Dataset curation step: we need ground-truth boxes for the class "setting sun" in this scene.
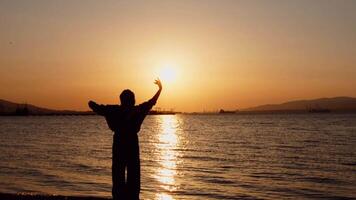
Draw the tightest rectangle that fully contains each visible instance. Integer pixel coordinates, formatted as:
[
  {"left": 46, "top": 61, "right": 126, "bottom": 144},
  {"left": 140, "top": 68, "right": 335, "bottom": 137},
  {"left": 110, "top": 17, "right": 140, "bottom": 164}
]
[{"left": 158, "top": 64, "right": 178, "bottom": 83}]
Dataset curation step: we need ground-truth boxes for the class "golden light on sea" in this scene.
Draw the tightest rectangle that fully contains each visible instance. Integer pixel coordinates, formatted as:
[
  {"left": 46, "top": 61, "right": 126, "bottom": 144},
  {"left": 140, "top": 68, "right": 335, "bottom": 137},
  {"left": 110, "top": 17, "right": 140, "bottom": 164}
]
[
  {"left": 154, "top": 115, "right": 180, "bottom": 200},
  {"left": 155, "top": 193, "right": 173, "bottom": 200}
]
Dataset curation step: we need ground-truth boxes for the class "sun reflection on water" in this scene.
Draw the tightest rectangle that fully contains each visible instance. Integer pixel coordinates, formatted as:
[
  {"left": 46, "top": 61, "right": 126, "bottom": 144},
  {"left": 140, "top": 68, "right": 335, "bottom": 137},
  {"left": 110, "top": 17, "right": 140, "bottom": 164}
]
[
  {"left": 155, "top": 193, "right": 174, "bottom": 200},
  {"left": 154, "top": 115, "right": 180, "bottom": 200}
]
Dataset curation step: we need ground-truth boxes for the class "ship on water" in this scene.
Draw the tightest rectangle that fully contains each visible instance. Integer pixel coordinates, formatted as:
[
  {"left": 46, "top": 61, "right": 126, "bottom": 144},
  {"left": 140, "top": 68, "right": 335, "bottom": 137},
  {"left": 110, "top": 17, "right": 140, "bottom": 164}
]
[
  {"left": 219, "top": 109, "right": 237, "bottom": 114},
  {"left": 306, "top": 105, "right": 331, "bottom": 113}
]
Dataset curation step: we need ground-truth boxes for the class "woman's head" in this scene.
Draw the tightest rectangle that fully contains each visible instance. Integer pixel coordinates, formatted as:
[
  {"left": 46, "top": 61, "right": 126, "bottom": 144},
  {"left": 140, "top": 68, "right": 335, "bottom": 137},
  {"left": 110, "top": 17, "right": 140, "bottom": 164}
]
[{"left": 120, "top": 89, "right": 135, "bottom": 107}]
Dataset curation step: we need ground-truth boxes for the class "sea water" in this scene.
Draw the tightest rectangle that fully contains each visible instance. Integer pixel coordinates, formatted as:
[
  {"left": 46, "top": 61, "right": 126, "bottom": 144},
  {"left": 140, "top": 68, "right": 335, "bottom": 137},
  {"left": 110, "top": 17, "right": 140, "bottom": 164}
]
[{"left": 0, "top": 114, "right": 355, "bottom": 199}]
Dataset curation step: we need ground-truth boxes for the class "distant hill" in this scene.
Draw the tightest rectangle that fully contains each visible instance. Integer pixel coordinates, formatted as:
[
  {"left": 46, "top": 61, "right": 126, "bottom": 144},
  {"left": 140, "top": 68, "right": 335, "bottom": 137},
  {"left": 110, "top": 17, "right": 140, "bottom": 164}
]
[
  {"left": 0, "top": 99, "right": 176, "bottom": 116},
  {"left": 243, "top": 97, "right": 356, "bottom": 112},
  {"left": 0, "top": 99, "right": 93, "bottom": 115}
]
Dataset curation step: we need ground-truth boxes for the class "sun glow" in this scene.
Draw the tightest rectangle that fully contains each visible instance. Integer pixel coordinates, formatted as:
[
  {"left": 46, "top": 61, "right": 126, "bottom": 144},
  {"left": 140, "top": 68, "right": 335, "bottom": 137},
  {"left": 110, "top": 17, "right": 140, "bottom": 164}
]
[{"left": 158, "top": 63, "right": 178, "bottom": 83}]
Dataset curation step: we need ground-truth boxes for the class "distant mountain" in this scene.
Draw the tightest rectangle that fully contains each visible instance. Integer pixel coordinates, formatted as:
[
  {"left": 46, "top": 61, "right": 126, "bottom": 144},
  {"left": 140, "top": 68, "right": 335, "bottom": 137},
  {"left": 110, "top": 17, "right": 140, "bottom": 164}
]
[
  {"left": 0, "top": 99, "right": 92, "bottom": 115},
  {"left": 243, "top": 97, "right": 356, "bottom": 112}
]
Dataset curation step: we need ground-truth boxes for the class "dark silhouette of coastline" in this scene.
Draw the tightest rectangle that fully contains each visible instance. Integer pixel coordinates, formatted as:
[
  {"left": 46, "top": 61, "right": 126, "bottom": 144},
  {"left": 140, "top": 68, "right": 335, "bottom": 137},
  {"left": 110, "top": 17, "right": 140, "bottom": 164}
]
[
  {"left": 0, "top": 193, "right": 110, "bottom": 200},
  {"left": 306, "top": 105, "right": 331, "bottom": 113},
  {"left": 14, "top": 104, "right": 29, "bottom": 116},
  {"left": 219, "top": 109, "right": 237, "bottom": 114},
  {"left": 0, "top": 99, "right": 176, "bottom": 116},
  {"left": 0, "top": 99, "right": 94, "bottom": 116},
  {"left": 242, "top": 96, "right": 356, "bottom": 113},
  {"left": 88, "top": 79, "right": 162, "bottom": 200},
  {"left": 307, "top": 108, "right": 331, "bottom": 113},
  {"left": 2, "top": 96, "right": 356, "bottom": 116},
  {"left": 149, "top": 110, "right": 176, "bottom": 115}
]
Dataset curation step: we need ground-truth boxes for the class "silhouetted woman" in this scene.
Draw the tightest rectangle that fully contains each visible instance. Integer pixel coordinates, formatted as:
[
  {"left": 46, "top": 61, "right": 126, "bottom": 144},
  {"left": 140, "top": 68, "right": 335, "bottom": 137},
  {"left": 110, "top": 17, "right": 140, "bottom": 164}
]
[{"left": 88, "top": 79, "right": 162, "bottom": 200}]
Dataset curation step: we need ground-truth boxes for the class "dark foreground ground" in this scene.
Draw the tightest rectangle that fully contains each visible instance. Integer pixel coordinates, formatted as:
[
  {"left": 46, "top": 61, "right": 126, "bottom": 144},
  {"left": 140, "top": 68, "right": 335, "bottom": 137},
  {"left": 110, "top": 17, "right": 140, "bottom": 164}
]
[{"left": 0, "top": 193, "right": 110, "bottom": 200}]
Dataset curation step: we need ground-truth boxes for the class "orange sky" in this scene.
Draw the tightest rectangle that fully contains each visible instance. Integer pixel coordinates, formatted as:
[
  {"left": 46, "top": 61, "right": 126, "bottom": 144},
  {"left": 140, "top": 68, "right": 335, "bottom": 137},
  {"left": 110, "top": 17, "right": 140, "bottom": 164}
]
[{"left": 1, "top": 0, "right": 356, "bottom": 112}]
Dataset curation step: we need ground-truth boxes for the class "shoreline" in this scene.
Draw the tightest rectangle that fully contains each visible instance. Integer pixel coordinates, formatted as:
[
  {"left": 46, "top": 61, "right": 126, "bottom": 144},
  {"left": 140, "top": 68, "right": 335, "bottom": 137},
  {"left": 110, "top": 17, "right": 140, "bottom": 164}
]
[{"left": 0, "top": 193, "right": 110, "bottom": 200}]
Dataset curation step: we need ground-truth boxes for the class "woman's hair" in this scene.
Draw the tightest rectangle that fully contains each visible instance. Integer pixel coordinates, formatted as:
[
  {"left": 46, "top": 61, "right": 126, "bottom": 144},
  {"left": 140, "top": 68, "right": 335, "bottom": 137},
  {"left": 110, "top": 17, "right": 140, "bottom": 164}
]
[{"left": 120, "top": 89, "right": 135, "bottom": 106}]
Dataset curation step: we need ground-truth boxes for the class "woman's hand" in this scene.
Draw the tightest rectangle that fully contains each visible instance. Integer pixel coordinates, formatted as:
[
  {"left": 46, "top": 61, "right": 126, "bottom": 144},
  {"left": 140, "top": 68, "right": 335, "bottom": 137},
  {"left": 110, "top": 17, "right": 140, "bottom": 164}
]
[{"left": 154, "top": 78, "right": 162, "bottom": 90}]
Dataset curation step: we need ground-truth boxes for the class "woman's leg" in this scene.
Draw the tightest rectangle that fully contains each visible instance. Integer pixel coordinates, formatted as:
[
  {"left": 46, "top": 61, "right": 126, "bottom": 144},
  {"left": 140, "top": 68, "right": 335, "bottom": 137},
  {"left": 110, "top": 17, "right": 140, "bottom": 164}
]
[
  {"left": 127, "top": 138, "right": 140, "bottom": 200},
  {"left": 112, "top": 138, "right": 127, "bottom": 200}
]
